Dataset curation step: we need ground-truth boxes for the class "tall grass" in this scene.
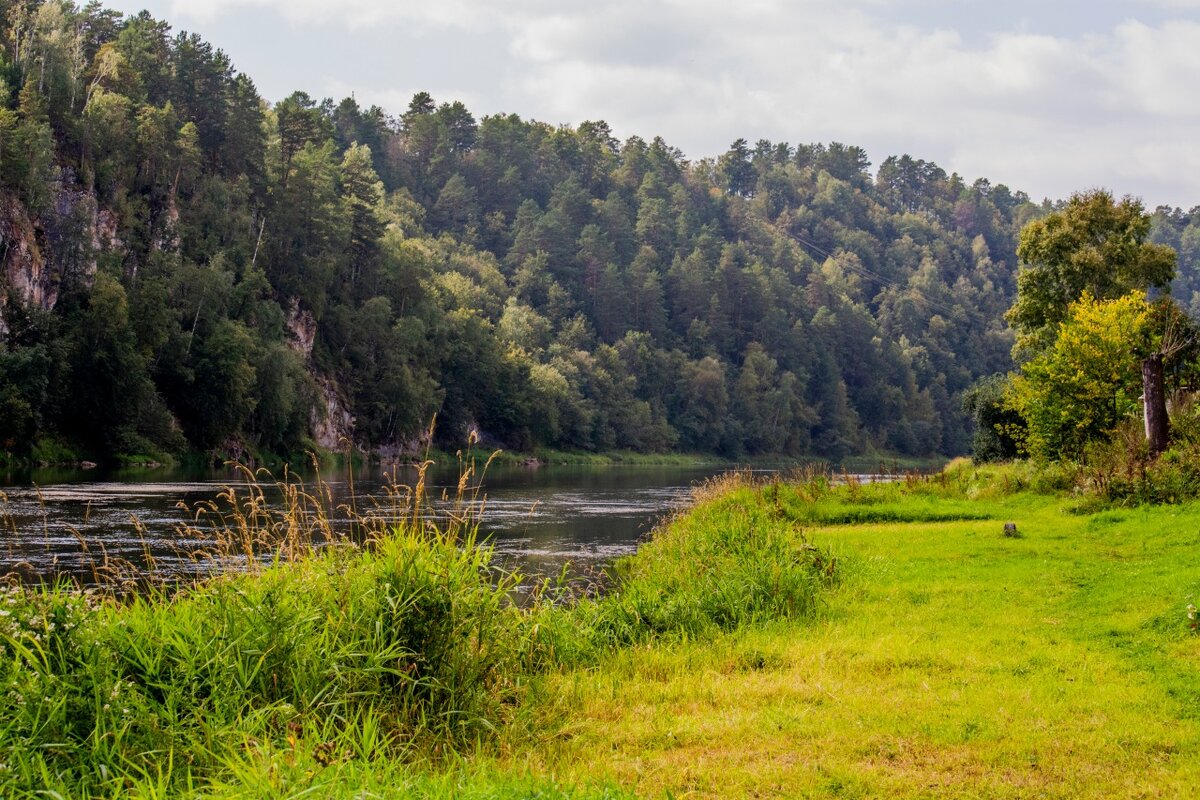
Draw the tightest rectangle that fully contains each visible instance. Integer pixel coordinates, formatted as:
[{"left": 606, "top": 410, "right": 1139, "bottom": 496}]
[
  {"left": 513, "top": 472, "right": 842, "bottom": 671},
  {"left": 0, "top": 527, "right": 528, "bottom": 795},
  {"left": 588, "top": 472, "right": 837, "bottom": 639},
  {"left": 0, "top": 460, "right": 840, "bottom": 798}
]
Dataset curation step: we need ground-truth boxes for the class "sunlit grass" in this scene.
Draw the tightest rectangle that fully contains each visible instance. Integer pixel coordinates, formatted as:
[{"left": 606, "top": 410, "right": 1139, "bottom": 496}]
[{"left": 496, "top": 469, "right": 1200, "bottom": 798}]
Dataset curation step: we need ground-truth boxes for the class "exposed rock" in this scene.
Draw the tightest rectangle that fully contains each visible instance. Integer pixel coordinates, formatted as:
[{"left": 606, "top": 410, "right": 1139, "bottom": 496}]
[
  {"left": 44, "top": 174, "right": 101, "bottom": 304},
  {"left": 312, "top": 377, "right": 355, "bottom": 451},
  {"left": 151, "top": 193, "right": 181, "bottom": 254},
  {"left": 94, "top": 208, "right": 122, "bottom": 253},
  {"left": 1, "top": 193, "right": 48, "bottom": 308},
  {"left": 284, "top": 297, "right": 349, "bottom": 452},
  {"left": 285, "top": 298, "right": 317, "bottom": 359},
  {"left": 2, "top": 175, "right": 119, "bottom": 315},
  {"left": 374, "top": 427, "right": 435, "bottom": 464}
]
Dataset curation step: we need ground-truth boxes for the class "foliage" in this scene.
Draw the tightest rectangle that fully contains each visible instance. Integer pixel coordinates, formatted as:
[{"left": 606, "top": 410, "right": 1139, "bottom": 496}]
[
  {"left": 961, "top": 374, "right": 1023, "bottom": 462},
  {"left": 1008, "top": 189, "right": 1176, "bottom": 359},
  {"left": 1005, "top": 292, "right": 1152, "bottom": 461},
  {"left": 0, "top": 536, "right": 533, "bottom": 796},
  {"left": 0, "top": 1, "right": 1048, "bottom": 464}
]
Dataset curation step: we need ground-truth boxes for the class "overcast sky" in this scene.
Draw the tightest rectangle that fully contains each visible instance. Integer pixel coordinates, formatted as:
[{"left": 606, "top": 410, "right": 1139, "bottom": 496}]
[{"left": 104, "top": 1, "right": 1200, "bottom": 208}]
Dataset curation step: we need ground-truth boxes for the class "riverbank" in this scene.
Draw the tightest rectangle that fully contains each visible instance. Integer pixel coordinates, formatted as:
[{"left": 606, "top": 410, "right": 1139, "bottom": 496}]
[
  {"left": 5, "top": 462, "right": 1196, "bottom": 797},
  {"left": 427, "top": 447, "right": 731, "bottom": 468},
  {"left": 484, "top": 464, "right": 1200, "bottom": 797},
  {"left": 2, "top": 437, "right": 946, "bottom": 476}
]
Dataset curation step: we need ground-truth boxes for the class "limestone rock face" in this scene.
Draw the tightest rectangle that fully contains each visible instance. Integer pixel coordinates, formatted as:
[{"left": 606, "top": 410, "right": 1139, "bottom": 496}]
[
  {"left": 374, "top": 427, "right": 434, "bottom": 465},
  {"left": 312, "top": 376, "right": 355, "bottom": 451},
  {"left": 0, "top": 193, "right": 47, "bottom": 309},
  {"left": 285, "top": 298, "right": 317, "bottom": 359},
  {"left": 287, "top": 300, "right": 356, "bottom": 451},
  {"left": 1, "top": 175, "right": 120, "bottom": 315}
]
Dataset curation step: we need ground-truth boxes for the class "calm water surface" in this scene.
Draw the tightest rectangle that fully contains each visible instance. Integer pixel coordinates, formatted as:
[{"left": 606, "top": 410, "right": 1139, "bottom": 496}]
[{"left": 0, "top": 463, "right": 731, "bottom": 586}]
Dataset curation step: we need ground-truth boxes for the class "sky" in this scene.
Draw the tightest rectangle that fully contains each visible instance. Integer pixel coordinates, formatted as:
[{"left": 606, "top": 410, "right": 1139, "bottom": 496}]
[{"left": 103, "top": 0, "right": 1200, "bottom": 208}]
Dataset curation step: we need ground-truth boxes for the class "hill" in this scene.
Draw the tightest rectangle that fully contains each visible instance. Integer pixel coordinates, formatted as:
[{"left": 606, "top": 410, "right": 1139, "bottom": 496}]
[{"left": 0, "top": 2, "right": 1106, "bottom": 464}]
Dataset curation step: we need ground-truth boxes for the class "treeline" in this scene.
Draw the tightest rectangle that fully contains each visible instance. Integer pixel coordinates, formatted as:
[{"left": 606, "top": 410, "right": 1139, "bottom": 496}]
[
  {"left": 1150, "top": 207, "right": 1200, "bottom": 316},
  {"left": 0, "top": 1, "right": 1072, "bottom": 463}
]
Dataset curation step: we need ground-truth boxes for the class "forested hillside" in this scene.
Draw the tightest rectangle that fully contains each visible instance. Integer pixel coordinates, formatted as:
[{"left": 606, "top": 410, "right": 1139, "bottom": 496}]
[
  {"left": 0, "top": 1, "right": 1158, "bottom": 464},
  {"left": 1150, "top": 207, "right": 1200, "bottom": 317}
]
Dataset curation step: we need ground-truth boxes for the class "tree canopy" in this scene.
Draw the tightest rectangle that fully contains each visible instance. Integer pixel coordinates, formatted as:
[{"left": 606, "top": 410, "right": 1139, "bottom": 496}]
[
  {"left": 1008, "top": 189, "right": 1176, "bottom": 359},
  {"left": 1006, "top": 292, "right": 1153, "bottom": 460}
]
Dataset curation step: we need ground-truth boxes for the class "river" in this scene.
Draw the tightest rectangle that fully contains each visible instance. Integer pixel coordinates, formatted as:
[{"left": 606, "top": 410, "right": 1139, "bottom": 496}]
[{"left": 0, "top": 461, "right": 731, "bottom": 588}]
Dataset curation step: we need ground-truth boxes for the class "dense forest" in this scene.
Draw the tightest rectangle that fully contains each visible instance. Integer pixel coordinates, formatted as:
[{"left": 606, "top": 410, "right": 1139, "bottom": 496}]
[{"left": 0, "top": 1, "right": 1191, "bottom": 465}]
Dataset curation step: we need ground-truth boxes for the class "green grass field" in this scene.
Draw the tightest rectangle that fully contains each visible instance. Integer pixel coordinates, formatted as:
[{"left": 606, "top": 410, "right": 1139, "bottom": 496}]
[
  {"left": 4, "top": 464, "right": 1200, "bottom": 797},
  {"left": 482, "top": 469, "right": 1200, "bottom": 798}
]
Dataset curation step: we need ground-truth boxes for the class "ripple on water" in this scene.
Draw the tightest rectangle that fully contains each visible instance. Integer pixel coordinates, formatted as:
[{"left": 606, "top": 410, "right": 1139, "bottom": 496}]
[
  {"left": 24, "top": 482, "right": 232, "bottom": 502},
  {"left": 0, "top": 467, "right": 723, "bottom": 584}
]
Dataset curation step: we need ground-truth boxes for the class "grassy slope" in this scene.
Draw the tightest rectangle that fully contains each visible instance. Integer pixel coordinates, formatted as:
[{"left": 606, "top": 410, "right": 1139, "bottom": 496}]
[{"left": 487, "top": 473, "right": 1200, "bottom": 798}]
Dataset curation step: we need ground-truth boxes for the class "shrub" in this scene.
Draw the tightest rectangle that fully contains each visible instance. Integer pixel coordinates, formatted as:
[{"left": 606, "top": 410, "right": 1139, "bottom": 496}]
[{"left": 1079, "top": 402, "right": 1200, "bottom": 504}]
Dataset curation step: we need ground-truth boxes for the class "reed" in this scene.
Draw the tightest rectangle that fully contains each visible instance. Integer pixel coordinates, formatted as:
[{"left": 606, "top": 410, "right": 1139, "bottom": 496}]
[{"left": 0, "top": 456, "right": 839, "bottom": 798}]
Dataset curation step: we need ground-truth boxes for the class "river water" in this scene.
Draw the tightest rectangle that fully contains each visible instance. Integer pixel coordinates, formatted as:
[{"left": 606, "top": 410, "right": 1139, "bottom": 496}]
[{"left": 0, "top": 462, "right": 730, "bottom": 587}]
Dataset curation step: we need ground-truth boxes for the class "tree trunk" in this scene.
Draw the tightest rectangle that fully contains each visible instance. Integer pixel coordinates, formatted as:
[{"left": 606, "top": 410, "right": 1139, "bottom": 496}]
[{"left": 1142, "top": 353, "right": 1170, "bottom": 457}]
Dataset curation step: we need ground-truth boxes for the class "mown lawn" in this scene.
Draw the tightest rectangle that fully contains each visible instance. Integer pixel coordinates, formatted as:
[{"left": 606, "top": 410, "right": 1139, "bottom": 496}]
[{"left": 492, "top": 476, "right": 1200, "bottom": 798}]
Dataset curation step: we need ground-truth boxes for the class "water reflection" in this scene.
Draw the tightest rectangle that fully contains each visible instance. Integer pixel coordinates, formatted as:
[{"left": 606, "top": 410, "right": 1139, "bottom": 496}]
[{"left": 0, "top": 463, "right": 727, "bottom": 586}]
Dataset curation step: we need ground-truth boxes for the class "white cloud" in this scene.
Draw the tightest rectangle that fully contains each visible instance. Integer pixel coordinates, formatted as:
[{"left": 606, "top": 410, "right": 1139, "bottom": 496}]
[
  {"left": 1140, "top": 0, "right": 1200, "bottom": 8},
  {"left": 168, "top": 0, "right": 509, "bottom": 30}
]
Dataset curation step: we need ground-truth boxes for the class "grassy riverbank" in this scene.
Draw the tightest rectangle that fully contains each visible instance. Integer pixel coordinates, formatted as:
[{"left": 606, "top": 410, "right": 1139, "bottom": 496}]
[
  {"left": 0, "top": 469, "right": 833, "bottom": 798},
  {"left": 486, "top": 464, "right": 1200, "bottom": 797},
  {"left": 3, "top": 462, "right": 1199, "bottom": 797},
  {"left": 389, "top": 447, "right": 945, "bottom": 471}
]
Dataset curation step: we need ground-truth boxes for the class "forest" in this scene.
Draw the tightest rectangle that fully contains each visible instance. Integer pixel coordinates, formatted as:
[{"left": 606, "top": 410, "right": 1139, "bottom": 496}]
[{"left": 0, "top": 1, "right": 1196, "bottom": 465}]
